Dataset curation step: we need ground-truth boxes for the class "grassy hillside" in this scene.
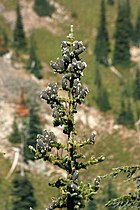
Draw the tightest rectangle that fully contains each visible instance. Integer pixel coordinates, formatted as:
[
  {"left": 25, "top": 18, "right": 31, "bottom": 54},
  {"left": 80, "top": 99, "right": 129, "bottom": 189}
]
[
  {"left": 0, "top": 0, "right": 140, "bottom": 116},
  {"left": 0, "top": 130, "right": 139, "bottom": 209},
  {"left": 31, "top": 0, "right": 140, "bottom": 116},
  {"left": 0, "top": 154, "right": 58, "bottom": 210},
  {"left": 0, "top": 0, "right": 16, "bottom": 10},
  {"left": 0, "top": 0, "right": 140, "bottom": 209}
]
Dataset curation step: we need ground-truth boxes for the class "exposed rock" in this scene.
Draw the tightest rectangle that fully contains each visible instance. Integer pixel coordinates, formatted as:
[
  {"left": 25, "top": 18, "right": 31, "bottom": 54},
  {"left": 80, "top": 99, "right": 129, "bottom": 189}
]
[
  {"left": 0, "top": 3, "right": 5, "bottom": 12},
  {"left": 0, "top": 57, "right": 139, "bottom": 177},
  {"left": 130, "top": 46, "right": 140, "bottom": 63},
  {"left": 1, "top": 0, "right": 70, "bottom": 35}
]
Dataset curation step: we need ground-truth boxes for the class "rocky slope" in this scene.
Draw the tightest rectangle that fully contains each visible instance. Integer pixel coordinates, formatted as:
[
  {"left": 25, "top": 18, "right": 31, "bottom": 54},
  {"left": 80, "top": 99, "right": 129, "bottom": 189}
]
[
  {"left": 0, "top": 0, "right": 69, "bottom": 35},
  {"left": 0, "top": 56, "right": 139, "bottom": 177}
]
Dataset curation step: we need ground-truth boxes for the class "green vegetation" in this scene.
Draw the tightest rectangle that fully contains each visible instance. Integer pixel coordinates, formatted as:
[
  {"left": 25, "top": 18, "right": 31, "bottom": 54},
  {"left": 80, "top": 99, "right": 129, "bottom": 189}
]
[
  {"left": 1, "top": 0, "right": 17, "bottom": 10},
  {"left": 133, "top": 65, "right": 140, "bottom": 101},
  {"left": 107, "top": 0, "right": 114, "bottom": 5},
  {"left": 8, "top": 118, "right": 21, "bottom": 144},
  {"left": 1, "top": 127, "right": 140, "bottom": 210},
  {"left": 1, "top": 0, "right": 137, "bottom": 117},
  {"left": 106, "top": 165, "right": 140, "bottom": 209},
  {"left": 126, "top": 0, "right": 133, "bottom": 39},
  {"left": 33, "top": 28, "right": 61, "bottom": 63},
  {"left": 94, "top": 0, "right": 110, "bottom": 65},
  {"left": 13, "top": 0, "right": 26, "bottom": 51},
  {"left": 96, "top": 86, "right": 111, "bottom": 112},
  {"left": 0, "top": 15, "right": 12, "bottom": 41},
  {"left": 25, "top": 36, "right": 43, "bottom": 79},
  {"left": 0, "top": 155, "right": 58, "bottom": 210},
  {"left": 29, "top": 0, "right": 140, "bottom": 117},
  {"left": 113, "top": 2, "right": 130, "bottom": 65},
  {"left": 101, "top": 179, "right": 118, "bottom": 210},
  {"left": 133, "top": 7, "right": 140, "bottom": 45},
  {"left": 11, "top": 172, "right": 37, "bottom": 210},
  {"left": 24, "top": 105, "right": 42, "bottom": 162},
  {"left": 117, "top": 98, "right": 135, "bottom": 129},
  {"left": 106, "top": 180, "right": 118, "bottom": 210},
  {"left": 117, "top": 99, "right": 127, "bottom": 126},
  {"left": 0, "top": 1, "right": 140, "bottom": 209},
  {"left": 125, "top": 100, "right": 135, "bottom": 128},
  {"left": 94, "top": 63, "right": 111, "bottom": 112},
  {"left": 94, "top": 63, "right": 102, "bottom": 88},
  {"left": 0, "top": 27, "right": 8, "bottom": 56},
  {"left": 0, "top": 154, "right": 12, "bottom": 209},
  {"left": 86, "top": 199, "right": 96, "bottom": 210},
  {"left": 30, "top": 27, "right": 105, "bottom": 210},
  {"left": 33, "top": 0, "right": 55, "bottom": 17}
]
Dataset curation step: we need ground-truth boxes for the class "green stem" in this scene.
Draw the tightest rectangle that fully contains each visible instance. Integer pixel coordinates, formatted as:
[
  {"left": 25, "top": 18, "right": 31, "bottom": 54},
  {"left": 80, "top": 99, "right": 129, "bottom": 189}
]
[{"left": 67, "top": 27, "right": 77, "bottom": 209}]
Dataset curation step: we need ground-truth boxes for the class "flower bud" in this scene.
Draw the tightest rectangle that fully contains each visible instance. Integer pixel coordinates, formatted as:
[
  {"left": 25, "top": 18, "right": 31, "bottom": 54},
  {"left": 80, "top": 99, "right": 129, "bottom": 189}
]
[
  {"left": 62, "top": 76, "right": 69, "bottom": 90},
  {"left": 63, "top": 53, "right": 70, "bottom": 62},
  {"left": 89, "top": 131, "right": 96, "bottom": 143},
  {"left": 79, "top": 87, "right": 89, "bottom": 99},
  {"left": 52, "top": 107, "right": 59, "bottom": 118},
  {"left": 94, "top": 176, "right": 100, "bottom": 191},
  {"left": 50, "top": 60, "right": 59, "bottom": 71},
  {"left": 57, "top": 58, "right": 65, "bottom": 70},
  {"left": 72, "top": 170, "right": 79, "bottom": 180},
  {"left": 61, "top": 41, "right": 68, "bottom": 48},
  {"left": 73, "top": 41, "right": 79, "bottom": 50},
  {"left": 68, "top": 182, "right": 78, "bottom": 193},
  {"left": 36, "top": 130, "right": 57, "bottom": 153}
]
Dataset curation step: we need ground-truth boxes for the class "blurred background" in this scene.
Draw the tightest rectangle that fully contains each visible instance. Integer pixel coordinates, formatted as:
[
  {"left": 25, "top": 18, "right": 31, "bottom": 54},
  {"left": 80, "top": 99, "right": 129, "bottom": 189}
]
[{"left": 0, "top": 0, "right": 140, "bottom": 209}]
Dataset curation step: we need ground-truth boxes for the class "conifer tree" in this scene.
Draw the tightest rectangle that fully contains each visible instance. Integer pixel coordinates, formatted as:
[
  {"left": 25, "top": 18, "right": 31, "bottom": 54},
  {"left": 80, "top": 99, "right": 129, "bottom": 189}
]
[
  {"left": 117, "top": 98, "right": 134, "bottom": 128},
  {"left": 122, "top": 83, "right": 131, "bottom": 98},
  {"left": 105, "top": 180, "right": 118, "bottom": 210},
  {"left": 125, "top": 100, "right": 135, "bottom": 129},
  {"left": 11, "top": 172, "right": 37, "bottom": 210},
  {"left": 98, "top": 179, "right": 118, "bottom": 209},
  {"left": 136, "top": 106, "right": 140, "bottom": 122},
  {"left": 24, "top": 105, "right": 42, "bottom": 162},
  {"left": 0, "top": 28, "right": 8, "bottom": 56},
  {"left": 96, "top": 86, "right": 111, "bottom": 112},
  {"left": 94, "top": 0, "right": 110, "bottom": 65},
  {"left": 107, "top": 0, "right": 114, "bottom": 5},
  {"left": 13, "top": 0, "right": 26, "bottom": 51},
  {"left": 94, "top": 63, "right": 110, "bottom": 112},
  {"left": 94, "top": 63, "right": 102, "bottom": 88},
  {"left": 33, "top": 0, "right": 55, "bottom": 17},
  {"left": 125, "top": 0, "right": 133, "bottom": 39},
  {"left": 113, "top": 2, "right": 130, "bottom": 65},
  {"left": 133, "top": 66, "right": 140, "bottom": 101},
  {"left": 106, "top": 166, "right": 140, "bottom": 209},
  {"left": 25, "top": 36, "right": 43, "bottom": 79},
  {"left": 30, "top": 26, "right": 105, "bottom": 210},
  {"left": 117, "top": 98, "right": 127, "bottom": 126},
  {"left": 86, "top": 199, "right": 96, "bottom": 210},
  {"left": 9, "top": 118, "right": 21, "bottom": 144},
  {"left": 133, "top": 8, "right": 140, "bottom": 45}
]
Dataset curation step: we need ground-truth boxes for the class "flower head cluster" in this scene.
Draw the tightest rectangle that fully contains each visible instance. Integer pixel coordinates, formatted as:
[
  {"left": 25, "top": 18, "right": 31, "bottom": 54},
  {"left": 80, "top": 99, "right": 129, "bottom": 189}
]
[
  {"left": 41, "top": 83, "right": 66, "bottom": 127},
  {"left": 94, "top": 176, "right": 101, "bottom": 192},
  {"left": 50, "top": 40, "right": 86, "bottom": 79},
  {"left": 31, "top": 27, "right": 105, "bottom": 210},
  {"left": 41, "top": 38, "right": 88, "bottom": 132},
  {"left": 47, "top": 201, "right": 60, "bottom": 210},
  {"left": 36, "top": 130, "right": 56, "bottom": 154},
  {"left": 89, "top": 131, "right": 96, "bottom": 144},
  {"left": 41, "top": 83, "right": 58, "bottom": 105},
  {"left": 67, "top": 181, "right": 79, "bottom": 194},
  {"left": 72, "top": 79, "right": 89, "bottom": 104}
]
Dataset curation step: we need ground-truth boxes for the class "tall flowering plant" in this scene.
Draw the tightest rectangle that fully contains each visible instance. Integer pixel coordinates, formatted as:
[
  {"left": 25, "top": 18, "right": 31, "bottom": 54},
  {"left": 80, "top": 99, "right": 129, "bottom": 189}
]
[{"left": 31, "top": 26, "right": 105, "bottom": 210}]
